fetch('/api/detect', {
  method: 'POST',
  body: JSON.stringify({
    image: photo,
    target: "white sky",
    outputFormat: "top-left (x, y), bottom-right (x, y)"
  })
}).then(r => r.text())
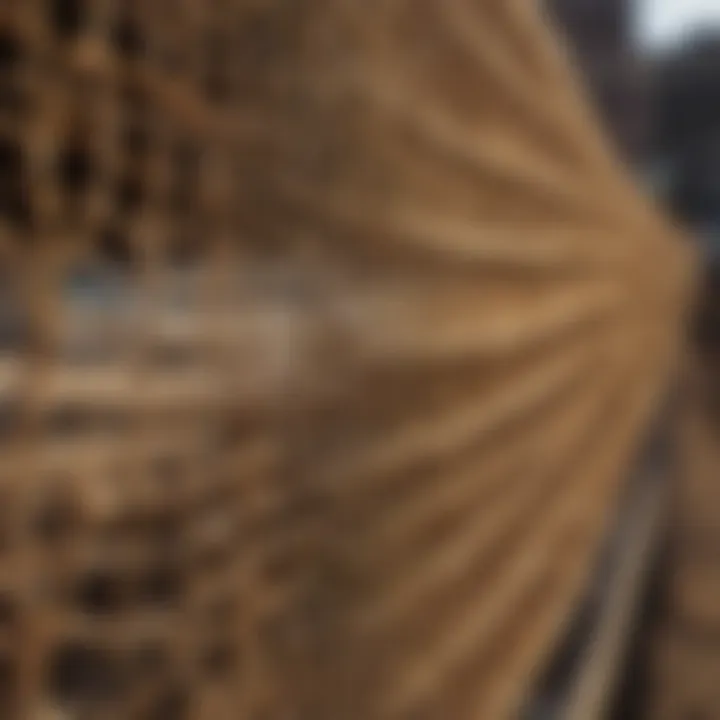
top-left (637, 0), bottom-right (720, 49)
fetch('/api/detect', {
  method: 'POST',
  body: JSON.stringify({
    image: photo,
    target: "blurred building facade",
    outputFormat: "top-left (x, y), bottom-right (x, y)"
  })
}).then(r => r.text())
top-left (652, 33), bottom-right (720, 233)
top-left (545, 0), bottom-right (651, 165)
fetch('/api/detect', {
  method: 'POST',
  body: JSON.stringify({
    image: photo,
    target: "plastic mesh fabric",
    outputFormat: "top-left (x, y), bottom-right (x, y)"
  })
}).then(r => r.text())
top-left (0, 1), bottom-right (694, 719)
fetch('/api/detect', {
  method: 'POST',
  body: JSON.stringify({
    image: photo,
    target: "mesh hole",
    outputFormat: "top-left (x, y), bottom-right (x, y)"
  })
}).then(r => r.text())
top-left (0, 136), bottom-right (31, 229)
top-left (0, 500), bottom-right (15, 552)
top-left (50, 0), bottom-right (86, 39)
top-left (96, 225), bottom-right (135, 268)
top-left (0, 595), bottom-right (16, 626)
top-left (116, 172), bottom-right (145, 214)
top-left (0, 30), bottom-right (25, 115)
top-left (75, 569), bottom-right (124, 615)
top-left (194, 543), bottom-right (231, 574)
top-left (48, 642), bottom-right (125, 705)
top-left (0, 299), bottom-right (28, 352)
top-left (33, 490), bottom-right (79, 544)
top-left (0, 655), bottom-right (16, 711)
top-left (0, 81), bottom-right (24, 115)
top-left (57, 142), bottom-right (93, 197)
top-left (146, 514), bottom-right (182, 546)
top-left (113, 12), bottom-right (144, 59)
top-left (122, 121), bottom-right (151, 160)
top-left (45, 407), bottom-right (130, 437)
top-left (132, 642), bottom-right (170, 678)
top-left (137, 564), bottom-right (183, 608)
top-left (167, 235), bottom-right (203, 267)
top-left (171, 141), bottom-right (199, 176)
top-left (148, 343), bottom-right (197, 368)
top-left (143, 684), bottom-right (189, 720)
top-left (120, 82), bottom-right (148, 114)
top-left (0, 272), bottom-right (29, 349)
top-left (205, 598), bottom-right (236, 626)
top-left (0, 31), bottom-right (19, 69)
top-left (167, 178), bottom-right (196, 216)
top-left (204, 72), bottom-right (231, 103)
top-left (168, 142), bottom-right (199, 212)
top-left (201, 640), bottom-right (237, 678)
top-left (203, 30), bottom-right (231, 102)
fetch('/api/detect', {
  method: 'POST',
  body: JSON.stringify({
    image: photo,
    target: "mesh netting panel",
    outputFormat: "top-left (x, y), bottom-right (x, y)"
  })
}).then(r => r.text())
top-left (0, 1), bottom-right (695, 719)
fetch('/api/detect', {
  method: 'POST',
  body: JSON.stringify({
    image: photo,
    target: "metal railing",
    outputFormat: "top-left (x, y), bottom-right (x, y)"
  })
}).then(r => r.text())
top-left (523, 404), bottom-right (675, 720)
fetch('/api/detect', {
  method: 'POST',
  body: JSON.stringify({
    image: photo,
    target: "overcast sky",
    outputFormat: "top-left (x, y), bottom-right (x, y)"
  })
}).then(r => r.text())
top-left (637, 0), bottom-right (720, 48)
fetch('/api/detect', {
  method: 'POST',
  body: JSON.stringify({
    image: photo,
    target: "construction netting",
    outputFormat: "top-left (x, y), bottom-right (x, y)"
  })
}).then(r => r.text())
top-left (0, 1), bottom-right (695, 718)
